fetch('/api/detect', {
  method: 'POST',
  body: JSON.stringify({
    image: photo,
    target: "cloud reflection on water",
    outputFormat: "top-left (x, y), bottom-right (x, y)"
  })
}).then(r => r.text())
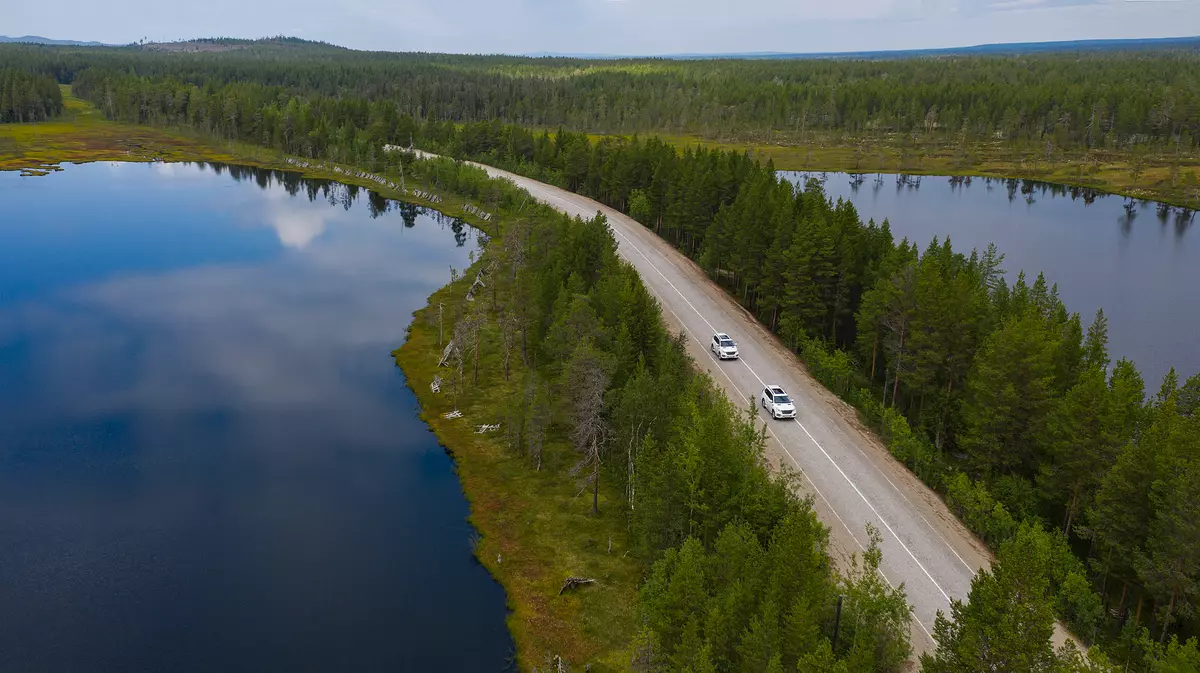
top-left (0, 162), bottom-right (511, 672)
top-left (3, 180), bottom-right (476, 437)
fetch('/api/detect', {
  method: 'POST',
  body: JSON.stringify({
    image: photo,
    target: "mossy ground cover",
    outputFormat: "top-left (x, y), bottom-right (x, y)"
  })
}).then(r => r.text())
top-left (0, 86), bottom-right (230, 170)
top-left (652, 131), bottom-right (1200, 208)
top-left (3, 93), bottom-right (641, 670)
top-left (392, 276), bottom-right (642, 671)
top-left (0, 88), bottom-right (490, 228)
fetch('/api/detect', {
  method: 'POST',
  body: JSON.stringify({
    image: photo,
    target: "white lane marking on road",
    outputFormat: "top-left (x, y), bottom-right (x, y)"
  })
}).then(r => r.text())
top-left (607, 224), bottom-right (955, 608)
top-left (611, 207), bottom-right (978, 576)
top-left (662, 290), bottom-right (938, 642)
top-left (840, 437), bottom-right (978, 574)
top-left (463, 160), bottom-right (943, 640)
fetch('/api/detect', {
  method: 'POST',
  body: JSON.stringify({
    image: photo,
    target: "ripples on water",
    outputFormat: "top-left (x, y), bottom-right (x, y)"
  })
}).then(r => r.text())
top-left (0, 162), bottom-right (513, 672)
top-left (779, 171), bottom-right (1198, 386)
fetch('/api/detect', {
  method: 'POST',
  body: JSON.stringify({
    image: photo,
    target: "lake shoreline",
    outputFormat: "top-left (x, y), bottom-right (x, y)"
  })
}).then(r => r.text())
top-left (391, 271), bottom-right (641, 671)
top-left (648, 132), bottom-right (1200, 210)
top-left (2, 99), bottom-right (608, 668)
top-left (0, 161), bottom-right (517, 669)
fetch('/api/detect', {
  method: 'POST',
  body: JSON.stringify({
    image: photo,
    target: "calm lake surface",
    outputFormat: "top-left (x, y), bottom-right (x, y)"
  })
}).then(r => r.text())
top-left (780, 171), bottom-right (1199, 387)
top-left (0, 162), bottom-right (512, 672)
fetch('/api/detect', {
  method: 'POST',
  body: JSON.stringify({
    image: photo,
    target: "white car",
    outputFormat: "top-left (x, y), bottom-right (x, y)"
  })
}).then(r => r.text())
top-left (761, 385), bottom-right (796, 419)
top-left (711, 332), bottom-right (739, 360)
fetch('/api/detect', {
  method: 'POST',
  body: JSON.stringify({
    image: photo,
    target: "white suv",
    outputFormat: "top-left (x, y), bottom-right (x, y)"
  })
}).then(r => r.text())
top-left (761, 385), bottom-right (796, 419)
top-left (711, 332), bottom-right (739, 360)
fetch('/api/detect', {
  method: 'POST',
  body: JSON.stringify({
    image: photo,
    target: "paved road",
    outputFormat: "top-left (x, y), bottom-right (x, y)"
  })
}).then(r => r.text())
top-left (412, 151), bottom-right (993, 653)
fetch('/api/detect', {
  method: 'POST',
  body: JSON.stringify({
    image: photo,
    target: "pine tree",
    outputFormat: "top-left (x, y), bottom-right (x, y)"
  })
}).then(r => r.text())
top-left (921, 525), bottom-right (1060, 672)
top-left (1083, 309), bottom-right (1110, 371)
top-left (1135, 411), bottom-right (1200, 638)
top-left (1038, 367), bottom-right (1121, 537)
top-left (959, 310), bottom-right (1058, 478)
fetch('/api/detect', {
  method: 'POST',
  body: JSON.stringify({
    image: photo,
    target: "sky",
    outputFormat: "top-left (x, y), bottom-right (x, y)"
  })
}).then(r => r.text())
top-left (7, 0), bottom-right (1200, 55)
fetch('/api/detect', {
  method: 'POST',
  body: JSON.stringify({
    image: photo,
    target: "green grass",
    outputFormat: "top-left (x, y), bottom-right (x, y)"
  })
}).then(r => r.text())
top-left (651, 131), bottom-right (1200, 208)
top-left (393, 279), bottom-right (642, 671)
top-left (0, 85), bottom-right (237, 170)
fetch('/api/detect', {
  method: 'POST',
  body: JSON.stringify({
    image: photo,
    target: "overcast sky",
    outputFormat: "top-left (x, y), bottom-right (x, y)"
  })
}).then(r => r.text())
top-left (8, 0), bottom-right (1199, 55)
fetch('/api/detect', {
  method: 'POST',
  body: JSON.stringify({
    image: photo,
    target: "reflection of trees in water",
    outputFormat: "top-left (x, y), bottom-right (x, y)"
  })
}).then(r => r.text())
top-left (1119, 198), bottom-right (1138, 234)
top-left (1176, 208), bottom-right (1196, 238)
top-left (180, 162), bottom-right (477, 240)
top-left (1116, 198), bottom-right (1197, 239)
top-left (981, 176), bottom-right (1103, 206)
top-left (798, 169), bottom-right (1197, 242)
top-left (1157, 202), bottom-right (1173, 224)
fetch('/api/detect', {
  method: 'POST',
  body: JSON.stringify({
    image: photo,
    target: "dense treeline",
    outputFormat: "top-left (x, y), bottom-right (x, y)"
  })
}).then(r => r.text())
top-left (59, 63), bottom-right (1200, 661)
top-left (430, 120), bottom-right (1200, 655)
top-left (404, 152), bottom-right (1196, 670)
top-left (3, 40), bottom-right (1199, 149)
top-left (0, 67), bottom-right (62, 123)
top-left (400, 154), bottom-right (914, 670)
top-left (17, 45), bottom-right (1200, 663)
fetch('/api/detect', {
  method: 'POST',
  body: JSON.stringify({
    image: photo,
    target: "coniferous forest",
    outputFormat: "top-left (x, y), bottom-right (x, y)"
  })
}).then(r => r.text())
top-left (1, 40), bottom-right (1198, 151)
top-left (412, 124), bottom-right (1200, 662)
top-left (3, 38), bottom-right (1200, 668)
top-left (398, 167), bottom-right (916, 669)
top-left (0, 67), bottom-right (62, 123)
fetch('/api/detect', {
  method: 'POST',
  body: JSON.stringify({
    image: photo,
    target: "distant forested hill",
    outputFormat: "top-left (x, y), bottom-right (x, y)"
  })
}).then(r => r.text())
top-left (0, 35), bottom-right (112, 46)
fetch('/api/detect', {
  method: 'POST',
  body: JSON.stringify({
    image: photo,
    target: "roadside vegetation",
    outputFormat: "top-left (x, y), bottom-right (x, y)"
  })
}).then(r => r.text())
top-left (5, 46), bottom-right (1200, 669)
top-left (411, 127), bottom-right (1200, 668)
top-left (393, 155), bottom-right (914, 670)
top-left (0, 91), bottom-right (915, 671)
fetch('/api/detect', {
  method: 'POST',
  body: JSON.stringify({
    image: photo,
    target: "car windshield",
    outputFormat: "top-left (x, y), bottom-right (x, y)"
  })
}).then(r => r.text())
top-left (720, 339), bottom-right (734, 347)
top-left (776, 395), bottom-right (791, 404)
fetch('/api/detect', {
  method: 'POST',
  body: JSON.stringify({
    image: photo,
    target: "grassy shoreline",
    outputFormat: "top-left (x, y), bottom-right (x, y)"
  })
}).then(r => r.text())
top-left (392, 280), bottom-right (641, 671)
top-left (637, 132), bottom-right (1200, 209)
top-left (3, 92), bottom-right (637, 670)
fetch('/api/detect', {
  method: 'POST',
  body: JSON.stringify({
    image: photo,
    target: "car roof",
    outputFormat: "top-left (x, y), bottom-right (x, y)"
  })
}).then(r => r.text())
top-left (715, 332), bottom-right (730, 339)
top-left (768, 385), bottom-right (786, 393)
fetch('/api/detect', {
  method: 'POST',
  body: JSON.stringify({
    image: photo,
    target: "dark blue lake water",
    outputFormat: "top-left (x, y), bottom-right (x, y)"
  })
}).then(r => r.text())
top-left (0, 162), bottom-right (512, 672)
top-left (780, 171), bottom-right (1199, 387)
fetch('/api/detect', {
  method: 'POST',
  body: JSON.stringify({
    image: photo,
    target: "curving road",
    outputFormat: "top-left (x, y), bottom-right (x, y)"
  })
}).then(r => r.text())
top-left (412, 151), bottom-right (996, 654)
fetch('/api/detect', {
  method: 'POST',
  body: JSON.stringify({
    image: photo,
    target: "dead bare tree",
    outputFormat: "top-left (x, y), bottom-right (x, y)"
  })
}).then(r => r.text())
top-left (454, 304), bottom-right (486, 387)
top-left (436, 301), bottom-right (444, 348)
top-left (625, 419), bottom-right (654, 511)
top-left (449, 317), bottom-right (469, 409)
top-left (558, 576), bottom-right (596, 595)
top-left (526, 377), bottom-right (551, 471)
top-left (567, 345), bottom-right (611, 515)
top-left (539, 654), bottom-right (568, 673)
top-left (488, 257), bottom-right (500, 312)
top-left (499, 309), bottom-right (518, 381)
top-left (502, 219), bottom-right (531, 364)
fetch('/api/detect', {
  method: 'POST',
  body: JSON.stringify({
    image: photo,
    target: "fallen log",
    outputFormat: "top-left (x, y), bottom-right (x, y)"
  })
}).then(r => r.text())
top-left (558, 576), bottom-right (596, 595)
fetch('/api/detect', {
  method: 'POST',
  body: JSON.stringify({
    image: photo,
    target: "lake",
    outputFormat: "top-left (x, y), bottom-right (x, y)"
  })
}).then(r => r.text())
top-left (780, 171), bottom-right (1199, 387)
top-left (0, 162), bottom-right (513, 672)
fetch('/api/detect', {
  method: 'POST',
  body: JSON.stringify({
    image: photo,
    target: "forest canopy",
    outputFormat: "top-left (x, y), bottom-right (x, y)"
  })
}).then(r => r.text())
top-left (4, 39), bottom-right (1200, 666)
top-left (1, 41), bottom-right (1198, 149)
top-left (0, 67), bottom-right (62, 123)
